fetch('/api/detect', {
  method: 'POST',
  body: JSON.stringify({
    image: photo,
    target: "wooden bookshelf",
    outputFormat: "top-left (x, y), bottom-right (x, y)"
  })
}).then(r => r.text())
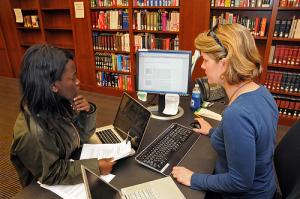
top-left (2, 0), bottom-right (209, 97)
top-left (210, 0), bottom-right (300, 126)
top-left (9, 0), bottom-right (75, 67)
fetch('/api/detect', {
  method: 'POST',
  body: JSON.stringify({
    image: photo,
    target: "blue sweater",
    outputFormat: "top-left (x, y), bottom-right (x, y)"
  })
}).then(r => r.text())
top-left (191, 86), bottom-right (278, 199)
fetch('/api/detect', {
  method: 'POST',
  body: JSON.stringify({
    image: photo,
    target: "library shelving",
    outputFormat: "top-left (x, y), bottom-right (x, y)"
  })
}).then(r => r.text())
top-left (88, 0), bottom-right (182, 95)
top-left (210, 0), bottom-right (300, 126)
top-left (10, 0), bottom-right (75, 56)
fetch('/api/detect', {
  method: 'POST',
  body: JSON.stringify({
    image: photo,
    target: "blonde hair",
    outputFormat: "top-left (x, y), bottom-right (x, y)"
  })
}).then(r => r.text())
top-left (194, 23), bottom-right (262, 85)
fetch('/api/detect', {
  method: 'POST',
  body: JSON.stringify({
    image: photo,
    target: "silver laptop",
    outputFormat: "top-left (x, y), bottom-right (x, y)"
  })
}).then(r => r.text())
top-left (81, 165), bottom-right (186, 199)
top-left (95, 92), bottom-right (151, 152)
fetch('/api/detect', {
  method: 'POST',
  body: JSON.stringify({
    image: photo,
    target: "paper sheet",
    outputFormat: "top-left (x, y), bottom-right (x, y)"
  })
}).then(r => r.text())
top-left (39, 174), bottom-right (115, 199)
top-left (74, 2), bottom-right (84, 18)
top-left (13, 8), bottom-right (23, 23)
top-left (194, 108), bottom-right (222, 121)
top-left (80, 140), bottom-right (132, 161)
top-left (163, 94), bottom-right (179, 115)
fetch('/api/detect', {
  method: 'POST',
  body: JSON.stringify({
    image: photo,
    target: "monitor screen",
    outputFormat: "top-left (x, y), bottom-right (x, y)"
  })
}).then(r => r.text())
top-left (136, 50), bottom-right (192, 95)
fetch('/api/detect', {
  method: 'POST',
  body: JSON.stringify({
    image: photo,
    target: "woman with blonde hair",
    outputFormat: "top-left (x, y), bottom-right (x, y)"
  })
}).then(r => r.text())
top-left (172, 24), bottom-right (278, 199)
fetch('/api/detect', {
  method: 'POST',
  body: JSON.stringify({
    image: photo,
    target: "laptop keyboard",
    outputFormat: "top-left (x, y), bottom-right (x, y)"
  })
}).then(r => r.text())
top-left (96, 129), bottom-right (121, 144)
top-left (135, 123), bottom-right (200, 175)
top-left (124, 188), bottom-right (157, 199)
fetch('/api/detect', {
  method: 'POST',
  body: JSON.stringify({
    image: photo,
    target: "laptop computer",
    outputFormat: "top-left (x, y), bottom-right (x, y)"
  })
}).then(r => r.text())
top-left (95, 92), bottom-right (151, 152)
top-left (81, 165), bottom-right (186, 199)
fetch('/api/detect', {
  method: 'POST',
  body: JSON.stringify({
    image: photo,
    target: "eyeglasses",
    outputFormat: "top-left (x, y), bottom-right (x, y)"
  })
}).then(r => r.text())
top-left (207, 24), bottom-right (228, 57)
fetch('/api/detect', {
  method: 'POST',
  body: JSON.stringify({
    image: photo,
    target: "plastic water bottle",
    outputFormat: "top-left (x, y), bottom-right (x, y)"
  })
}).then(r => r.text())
top-left (190, 83), bottom-right (201, 111)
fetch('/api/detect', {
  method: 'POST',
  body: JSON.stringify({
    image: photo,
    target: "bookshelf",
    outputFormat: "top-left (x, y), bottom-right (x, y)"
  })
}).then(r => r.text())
top-left (88, 0), bottom-right (181, 95)
top-left (210, 0), bottom-right (300, 126)
top-left (10, 0), bottom-right (75, 56)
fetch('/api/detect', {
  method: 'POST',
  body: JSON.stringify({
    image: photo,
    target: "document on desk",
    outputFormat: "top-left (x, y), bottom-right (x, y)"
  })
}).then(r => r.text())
top-left (194, 108), bottom-right (222, 121)
top-left (80, 140), bottom-right (132, 161)
top-left (39, 175), bottom-right (115, 199)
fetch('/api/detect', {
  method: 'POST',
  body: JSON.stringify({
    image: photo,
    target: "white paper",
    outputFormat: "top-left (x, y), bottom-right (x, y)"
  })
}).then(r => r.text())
top-left (13, 8), bottom-right (23, 23)
top-left (191, 50), bottom-right (200, 73)
top-left (38, 174), bottom-right (115, 199)
top-left (80, 140), bottom-right (132, 161)
top-left (74, 2), bottom-right (84, 18)
top-left (39, 183), bottom-right (86, 199)
top-left (163, 94), bottom-right (179, 115)
top-left (194, 108), bottom-right (222, 121)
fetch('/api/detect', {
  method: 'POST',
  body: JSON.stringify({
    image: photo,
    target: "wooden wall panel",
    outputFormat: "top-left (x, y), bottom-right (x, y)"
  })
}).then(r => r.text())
top-left (0, 23), bottom-right (13, 77)
top-left (0, 0), bottom-right (23, 77)
top-left (181, 0), bottom-right (210, 80)
top-left (70, 0), bottom-right (96, 87)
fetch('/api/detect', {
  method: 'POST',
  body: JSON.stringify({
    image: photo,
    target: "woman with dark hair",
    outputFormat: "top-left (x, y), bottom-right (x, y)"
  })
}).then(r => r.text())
top-left (10, 44), bottom-right (115, 187)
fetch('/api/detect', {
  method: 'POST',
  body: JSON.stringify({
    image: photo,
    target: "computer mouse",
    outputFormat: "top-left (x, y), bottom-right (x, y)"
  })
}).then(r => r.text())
top-left (190, 121), bottom-right (201, 129)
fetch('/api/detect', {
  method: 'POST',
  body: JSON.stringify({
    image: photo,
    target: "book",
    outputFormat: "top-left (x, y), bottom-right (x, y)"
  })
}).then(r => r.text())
top-left (284, 19), bottom-right (292, 38)
top-left (279, 19), bottom-right (287, 37)
top-left (294, 19), bottom-right (300, 39)
top-left (273, 19), bottom-right (281, 37)
top-left (259, 17), bottom-right (267, 37)
top-left (268, 45), bottom-right (275, 64)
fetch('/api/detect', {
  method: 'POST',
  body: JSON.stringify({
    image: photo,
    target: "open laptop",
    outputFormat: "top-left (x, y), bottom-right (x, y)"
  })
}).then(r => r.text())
top-left (81, 165), bottom-right (186, 199)
top-left (95, 92), bottom-right (151, 152)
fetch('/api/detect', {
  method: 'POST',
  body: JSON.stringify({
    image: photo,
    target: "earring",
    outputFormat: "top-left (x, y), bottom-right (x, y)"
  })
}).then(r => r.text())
top-left (220, 74), bottom-right (225, 80)
top-left (51, 85), bottom-right (58, 92)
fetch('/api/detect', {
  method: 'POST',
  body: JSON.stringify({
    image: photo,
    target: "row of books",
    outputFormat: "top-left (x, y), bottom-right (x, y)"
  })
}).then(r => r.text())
top-left (269, 45), bottom-right (300, 66)
top-left (96, 71), bottom-right (133, 91)
top-left (133, 0), bottom-right (179, 6)
top-left (133, 10), bottom-right (179, 31)
top-left (134, 34), bottom-right (179, 51)
top-left (211, 14), bottom-right (267, 37)
top-left (23, 15), bottom-right (39, 28)
top-left (273, 18), bottom-right (300, 39)
top-left (90, 0), bottom-right (129, 7)
top-left (92, 32), bottom-right (130, 52)
top-left (265, 70), bottom-right (300, 93)
top-left (94, 52), bottom-right (130, 72)
top-left (211, 0), bottom-right (273, 7)
top-left (279, 0), bottom-right (300, 7)
top-left (274, 95), bottom-right (300, 118)
top-left (91, 10), bottom-right (129, 30)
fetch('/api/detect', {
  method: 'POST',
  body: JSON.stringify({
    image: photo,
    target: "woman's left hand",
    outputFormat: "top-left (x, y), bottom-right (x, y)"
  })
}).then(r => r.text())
top-left (72, 95), bottom-right (90, 112)
top-left (172, 166), bottom-right (194, 186)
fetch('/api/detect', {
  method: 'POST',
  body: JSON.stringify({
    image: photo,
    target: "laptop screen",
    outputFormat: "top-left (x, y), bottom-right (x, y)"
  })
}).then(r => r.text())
top-left (83, 166), bottom-right (121, 199)
top-left (113, 93), bottom-right (151, 151)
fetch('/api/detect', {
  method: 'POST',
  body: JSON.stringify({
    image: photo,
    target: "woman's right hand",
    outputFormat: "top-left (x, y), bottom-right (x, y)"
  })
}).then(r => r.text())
top-left (192, 117), bottom-right (212, 136)
top-left (98, 158), bottom-right (116, 175)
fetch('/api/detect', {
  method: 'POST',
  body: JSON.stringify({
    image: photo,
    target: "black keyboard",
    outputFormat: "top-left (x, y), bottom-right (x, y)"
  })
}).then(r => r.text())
top-left (96, 129), bottom-right (121, 144)
top-left (135, 123), bottom-right (200, 176)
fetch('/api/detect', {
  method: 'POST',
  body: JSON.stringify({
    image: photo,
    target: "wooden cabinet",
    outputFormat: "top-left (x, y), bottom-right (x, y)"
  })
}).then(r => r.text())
top-left (209, 0), bottom-right (300, 126)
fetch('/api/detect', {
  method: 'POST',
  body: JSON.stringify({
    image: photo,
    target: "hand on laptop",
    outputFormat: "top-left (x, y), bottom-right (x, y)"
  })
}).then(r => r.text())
top-left (72, 95), bottom-right (90, 112)
top-left (172, 166), bottom-right (194, 186)
top-left (98, 158), bottom-right (116, 175)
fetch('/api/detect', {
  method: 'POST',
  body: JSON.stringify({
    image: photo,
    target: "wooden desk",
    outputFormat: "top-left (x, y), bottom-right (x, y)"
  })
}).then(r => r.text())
top-left (13, 96), bottom-right (223, 199)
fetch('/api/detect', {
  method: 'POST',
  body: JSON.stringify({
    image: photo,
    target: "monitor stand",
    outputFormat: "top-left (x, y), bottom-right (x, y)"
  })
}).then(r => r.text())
top-left (147, 94), bottom-right (184, 120)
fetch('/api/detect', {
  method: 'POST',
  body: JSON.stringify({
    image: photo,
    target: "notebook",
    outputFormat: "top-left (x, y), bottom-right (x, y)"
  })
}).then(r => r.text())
top-left (81, 165), bottom-right (186, 199)
top-left (95, 92), bottom-right (151, 152)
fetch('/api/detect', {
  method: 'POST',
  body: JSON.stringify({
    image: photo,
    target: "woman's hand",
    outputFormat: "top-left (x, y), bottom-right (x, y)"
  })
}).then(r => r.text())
top-left (192, 117), bottom-right (212, 136)
top-left (98, 158), bottom-right (116, 175)
top-left (172, 166), bottom-right (194, 186)
top-left (72, 95), bottom-right (90, 112)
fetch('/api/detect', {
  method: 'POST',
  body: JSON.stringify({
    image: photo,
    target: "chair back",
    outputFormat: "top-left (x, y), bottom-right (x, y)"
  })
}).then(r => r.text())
top-left (274, 120), bottom-right (300, 199)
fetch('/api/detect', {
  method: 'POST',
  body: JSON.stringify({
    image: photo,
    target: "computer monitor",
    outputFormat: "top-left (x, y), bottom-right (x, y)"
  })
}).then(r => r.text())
top-left (136, 49), bottom-right (192, 120)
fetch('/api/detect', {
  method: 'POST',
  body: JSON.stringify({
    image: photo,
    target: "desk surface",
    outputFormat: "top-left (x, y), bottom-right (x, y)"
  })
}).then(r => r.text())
top-left (13, 96), bottom-right (224, 199)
